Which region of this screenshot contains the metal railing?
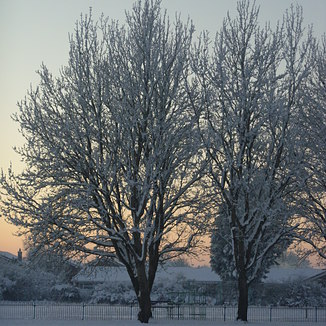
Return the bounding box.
[0,302,325,322]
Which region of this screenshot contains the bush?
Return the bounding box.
[50,284,81,302]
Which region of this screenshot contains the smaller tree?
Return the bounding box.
[167,257,191,267]
[0,260,56,301]
[211,204,289,283]
[26,245,80,282]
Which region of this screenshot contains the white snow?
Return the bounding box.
[263,267,323,283]
[0,252,16,260]
[0,320,325,326]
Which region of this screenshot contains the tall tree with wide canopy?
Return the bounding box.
[190,0,315,321]
[0,0,206,322]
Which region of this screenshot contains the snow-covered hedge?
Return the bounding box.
[1,260,325,306]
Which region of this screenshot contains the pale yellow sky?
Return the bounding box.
[0,220,23,255]
[1,0,325,258]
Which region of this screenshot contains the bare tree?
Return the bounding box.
[296,35,326,260]
[0,0,206,322]
[190,1,315,321]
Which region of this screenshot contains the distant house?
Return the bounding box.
[0,251,16,264]
[0,250,23,265]
[263,266,323,284]
[72,265,323,290]
[72,266,130,290]
[72,264,326,304]
[303,269,326,286]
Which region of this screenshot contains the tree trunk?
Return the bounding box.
[237,271,249,321]
[136,263,153,323]
[137,287,152,323]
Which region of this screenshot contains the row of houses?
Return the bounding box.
[1,250,326,304]
[2,250,324,290]
[71,265,326,304]
[72,264,326,290]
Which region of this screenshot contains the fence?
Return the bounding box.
[0,302,326,322]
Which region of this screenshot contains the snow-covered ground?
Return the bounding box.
[1,320,325,326]
[1,304,325,323]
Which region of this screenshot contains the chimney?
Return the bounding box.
[17,248,22,262]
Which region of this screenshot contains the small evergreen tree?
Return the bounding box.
[211,204,290,282]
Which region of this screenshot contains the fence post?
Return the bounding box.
[315,306,318,322]
[81,303,85,320]
[130,304,133,320]
[223,305,226,322]
[32,301,36,319]
[269,306,272,322]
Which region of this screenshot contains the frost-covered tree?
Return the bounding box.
[191,1,315,321]
[0,0,206,322]
[296,35,326,260]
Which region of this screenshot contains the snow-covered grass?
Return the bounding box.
[1,320,326,326]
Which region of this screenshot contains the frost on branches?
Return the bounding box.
[0,0,206,323]
[296,35,326,261]
[190,1,315,322]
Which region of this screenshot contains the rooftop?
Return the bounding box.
[73,265,324,285]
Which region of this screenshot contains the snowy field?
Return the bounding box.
[1,320,326,326]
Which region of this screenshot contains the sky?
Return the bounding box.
[0,0,325,259]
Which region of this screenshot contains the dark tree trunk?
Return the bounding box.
[136,263,153,323]
[137,287,152,323]
[237,271,248,321]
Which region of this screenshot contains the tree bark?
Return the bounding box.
[136,263,153,323]
[237,270,249,321]
[137,287,152,323]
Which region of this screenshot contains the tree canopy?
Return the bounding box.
[191,1,315,321]
[0,0,206,322]
[1,0,325,323]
